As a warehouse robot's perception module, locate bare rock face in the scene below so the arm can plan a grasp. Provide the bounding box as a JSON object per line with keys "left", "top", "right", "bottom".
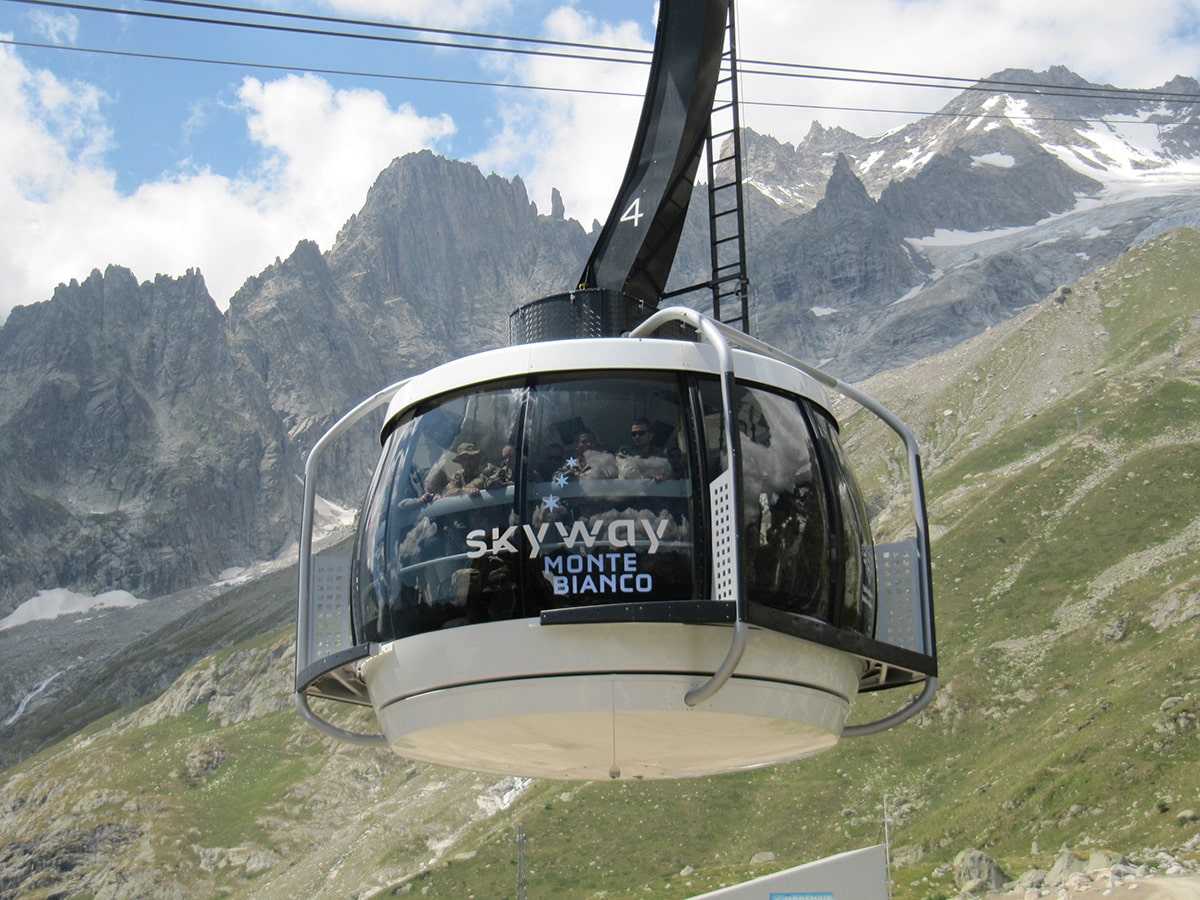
{"left": 134, "top": 634, "right": 293, "bottom": 731}
{"left": 0, "top": 266, "right": 298, "bottom": 607}
{"left": 710, "top": 68, "right": 1200, "bottom": 380}
{"left": 0, "top": 821, "right": 142, "bottom": 897}
{"left": 0, "top": 152, "right": 594, "bottom": 613}
{"left": 224, "top": 151, "right": 595, "bottom": 504}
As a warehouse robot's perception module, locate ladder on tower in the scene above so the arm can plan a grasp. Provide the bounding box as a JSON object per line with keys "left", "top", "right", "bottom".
{"left": 704, "top": 0, "right": 751, "bottom": 334}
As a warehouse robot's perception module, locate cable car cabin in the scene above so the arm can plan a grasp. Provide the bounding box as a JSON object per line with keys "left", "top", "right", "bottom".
{"left": 295, "top": 301, "right": 936, "bottom": 780}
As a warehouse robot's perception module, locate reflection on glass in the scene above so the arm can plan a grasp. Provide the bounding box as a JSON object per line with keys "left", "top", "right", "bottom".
{"left": 520, "top": 373, "right": 695, "bottom": 611}
{"left": 350, "top": 368, "right": 874, "bottom": 643}
{"left": 353, "top": 373, "right": 699, "bottom": 642}
{"left": 353, "top": 385, "right": 523, "bottom": 642}
{"left": 735, "top": 385, "right": 831, "bottom": 620}
{"left": 811, "top": 413, "right": 876, "bottom": 635}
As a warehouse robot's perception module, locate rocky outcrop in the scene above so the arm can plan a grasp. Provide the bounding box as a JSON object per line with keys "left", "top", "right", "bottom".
{"left": 0, "top": 267, "right": 298, "bottom": 606}
{"left": 954, "top": 848, "right": 1011, "bottom": 894}
{"left": 1002, "top": 847, "right": 1184, "bottom": 897}
{"left": 0, "top": 821, "right": 141, "bottom": 898}
{"left": 225, "top": 150, "right": 594, "bottom": 502}
{"left": 877, "top": 142, "right": 1100, "bottom": 238}
{"left": 133, "top": 633, "right": 293, "bottom": 730}
{"left": 326, "top": 150, "right": 589, "bottom": 338}
{"left": 749, "top": 154, "right": 930, "bottom": 365}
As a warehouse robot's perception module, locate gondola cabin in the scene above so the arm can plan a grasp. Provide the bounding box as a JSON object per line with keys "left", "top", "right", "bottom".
{"left": 295, "top": 297, "right": 936, "bottom": 780}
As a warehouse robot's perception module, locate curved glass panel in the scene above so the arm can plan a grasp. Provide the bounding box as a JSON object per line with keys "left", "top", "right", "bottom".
{"left": 354, "top": 383, "right": 525, "bottom": 642}
{"left": 350, "top": 365, "right": 874, "bottom": 644}
{"left": 811, "top": 413, "right": 877, "bottom": 636}
{"left": 733, "top": 384, "right": 832, "bottom": 620}
{"left": 521, "top": 373, "right": 696, "bottom": 610}
{"left": 353, "top": 373, "right": 698, "bottom": 642}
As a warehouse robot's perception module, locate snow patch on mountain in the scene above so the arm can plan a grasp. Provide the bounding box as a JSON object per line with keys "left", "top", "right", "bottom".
{"left": 1043, "top": 120, "right": 1200, "bottom": 184}
{"left": 972, "top": 153, "right": 1016, "bottom": 168}
{"left": 0, "top": 588, "right": 146, "bottom": 631}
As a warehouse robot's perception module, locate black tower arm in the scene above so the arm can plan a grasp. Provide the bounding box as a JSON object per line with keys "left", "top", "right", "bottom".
{"left": 578, "top": 0, "right": 730, "bottom": 306}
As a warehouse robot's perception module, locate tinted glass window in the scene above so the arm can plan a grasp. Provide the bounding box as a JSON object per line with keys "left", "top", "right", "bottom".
{"left": 735, "top": 384, "right": 832, "bottom": 620}
{"left": 697, "top": 377, "right": 728, "bottom": 479}
{"left": 521, "top": 373, "right": 696, "bottom": 611}
{"left": 353, "top": 373, "right": 698, "bottom": 642}
{"left": 351, "top": 369, "right": 870, "bottom": 643}
{"left": 353, "top": 384, "right": 524, "bottom": 642}
{"left": 811, "top": 413, "right": 876, "bottom": 635}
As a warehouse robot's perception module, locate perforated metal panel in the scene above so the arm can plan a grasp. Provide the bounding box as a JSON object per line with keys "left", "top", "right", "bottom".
{"left": 507, "top": 290, "right": 644, "bottom": 344}
{"left": 874, "top": 541, "right": 927, "bottom": 655}
{"left": 306, "top": 556, "right": 352, "bottom": 664}
{"left": 507, "top": 289, "right": 697, "bottom": 345}
{"left": 710, "top": 469, "right": 737, "bottom": 602}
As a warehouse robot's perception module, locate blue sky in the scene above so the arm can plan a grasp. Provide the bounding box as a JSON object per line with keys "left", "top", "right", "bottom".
{"left": 2, "top": 0, "right": 1199, "bottom": 321}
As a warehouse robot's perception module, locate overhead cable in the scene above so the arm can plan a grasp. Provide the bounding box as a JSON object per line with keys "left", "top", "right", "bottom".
{"left": 8, "top": 0, "right": 650, "bottom": 65}
{"left": 0, "top": 38, "right": 644, "bottom": 97}
{"left": 5, "top": 36, "right": 1192, "bottom": 130}
{"left": 140, "top": 0, "right": 654, "bottom": 56}
{"left": 737, "top": 66, "right": 1200, "bottom": 107}
{"left": 740, "top": 59, "right": 1200, "bottom": 103}
{"left": 3, "top": 0, "right": 1199, "bottom": 110}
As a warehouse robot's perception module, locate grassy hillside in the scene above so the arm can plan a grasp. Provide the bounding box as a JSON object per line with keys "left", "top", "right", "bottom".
{"left": 2, "top": 230, "right": 1199, "bottom": 899}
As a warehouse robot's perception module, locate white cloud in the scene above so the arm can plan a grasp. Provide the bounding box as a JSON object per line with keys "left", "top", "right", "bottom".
{"left": 27, "top": 10, "right": 79, "bottom": 45}
{"left": 237, "top": 73, "right": 456, "bottom": 243}
{"left": 320, "top": 0, "right": 514, "bottom": 28}
{"left": 471, "top": 6, "right": 653, "bottom": 225}
{"left": 0, "top": 50, "right": 455, "bottom": 321}
{"left": 734, "top": 0, "right": 1200, "bottom": 144}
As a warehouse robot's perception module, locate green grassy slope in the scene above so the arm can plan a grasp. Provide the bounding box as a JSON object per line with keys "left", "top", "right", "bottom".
{"left": 2, "top": 230, "right": 1198, "bottom": 899}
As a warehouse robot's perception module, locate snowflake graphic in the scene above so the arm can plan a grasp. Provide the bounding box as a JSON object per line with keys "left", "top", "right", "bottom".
{"left": 542, "top": 494, "right": 562, "bottom": 512}
{"left": 564, "top": 456, "right": 579, "bottom": 469}
{"left": 552, "top": 473, "right": 570, "bottom": 488}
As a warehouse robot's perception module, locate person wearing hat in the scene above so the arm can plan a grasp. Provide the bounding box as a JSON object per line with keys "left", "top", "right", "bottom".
{"left": 444, "top": 441, "right": 509, "bottom": 497}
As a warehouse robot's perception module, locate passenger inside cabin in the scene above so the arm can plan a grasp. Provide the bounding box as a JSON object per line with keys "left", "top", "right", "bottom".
{"left": 574, "top": 429, "right": 600, "bottom": 456}
{"left": 421, "top": 448, "right": 455, "bottom": 500}
{"left": 623, "top": 417, "right": 660, "bottom": 457}
{"left": 500, "top": 443, "right": 516, "bottom": 481}
{"left": 667, "top": 444, "right": 685, "bottom": 479}
{"left": 444, "top": 442, "right": 510, "bottom": 496}
{"left": 617, "top": 417, "right": 672, "bottom": 481}
{"left": 559, "top": 430, "right": 617, "bottom": 480}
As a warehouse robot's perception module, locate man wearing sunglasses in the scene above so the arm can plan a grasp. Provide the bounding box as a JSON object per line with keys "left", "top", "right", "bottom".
{"left": 625, "top": 419, "right": 660, "bottom": 458}
{"left": 617, "top": 417, "right": 674, "bottom": 483}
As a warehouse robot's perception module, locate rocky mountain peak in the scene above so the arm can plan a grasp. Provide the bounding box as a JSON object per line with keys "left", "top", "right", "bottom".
{"left": 1159, "top": 73, "right": 1200, "bottom": 95}
{"left": 817, "top": 153, "right": 874, "bottom": 216}
{"left": 0, "top": 266, "right": 218, "bottom": 371}
{"left": 0, "top": 265, "right": 297, "bottom": 607}
{"left": 989, "top": 63, "right": 1090, "bottom": 89}
{"left": 326, "top": 149, "right": 575, "bottom": 321}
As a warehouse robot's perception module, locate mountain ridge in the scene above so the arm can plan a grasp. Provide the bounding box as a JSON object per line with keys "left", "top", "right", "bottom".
{"left": 1, "top": 64, "right": 1198, "bottom": 635}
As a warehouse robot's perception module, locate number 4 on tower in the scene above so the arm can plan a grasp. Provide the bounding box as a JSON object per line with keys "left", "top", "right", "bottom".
{"left": 620, "top": 197, "right": 644, "bottom": 227}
